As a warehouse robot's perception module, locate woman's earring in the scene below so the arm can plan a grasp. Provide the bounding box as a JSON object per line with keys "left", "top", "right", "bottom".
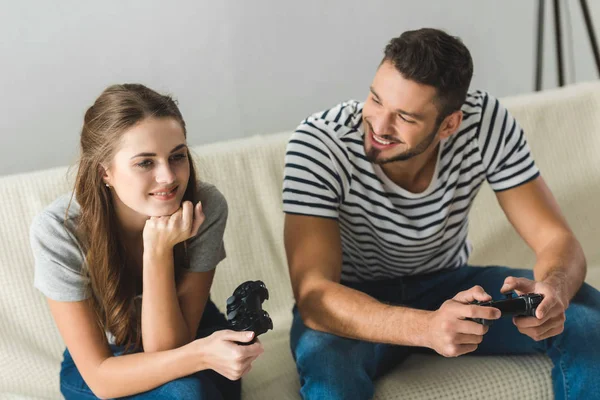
{"left": 105, "top": 183, "right": 110, "bottom": 188}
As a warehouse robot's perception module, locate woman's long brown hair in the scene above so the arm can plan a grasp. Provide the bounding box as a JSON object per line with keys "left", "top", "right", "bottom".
{"left": 71, "top": 84, "right": 199, "bottom": 352}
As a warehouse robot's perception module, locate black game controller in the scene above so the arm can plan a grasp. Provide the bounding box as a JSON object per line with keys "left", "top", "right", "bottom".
{"left": 226, "top": 280, "right": 273, "bottom": 344}
{"left": 467, "top": 292, "right": 544, "bottom": 326}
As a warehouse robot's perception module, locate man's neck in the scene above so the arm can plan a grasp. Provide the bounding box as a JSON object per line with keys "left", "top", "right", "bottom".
{"left": 380, "top": 141, "right": 440, "bottom": 193}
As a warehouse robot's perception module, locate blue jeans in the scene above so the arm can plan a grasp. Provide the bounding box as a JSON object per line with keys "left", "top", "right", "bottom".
{"left": 60, "top": 299, "right": 241, "bottom": 400}
{"left": 290, "top": 265, "right": 600, "bottom": 400}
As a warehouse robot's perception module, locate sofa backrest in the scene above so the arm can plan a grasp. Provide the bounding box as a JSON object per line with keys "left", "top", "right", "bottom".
{"left": 1, "top": 82, "right": 598, "bottom": 397}
{"left": 189, "top": 133, "right": 291, "bottom": 324}
{"left": 468, "top": 82, "right": 600, "bottom": 273}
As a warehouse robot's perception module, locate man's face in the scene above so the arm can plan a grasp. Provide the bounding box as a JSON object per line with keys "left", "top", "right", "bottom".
{"left": 362, "top": 61, "right": 443, "bottom": 164}
{"left": 104, "top": 117, "right": 190, "bottom": 219}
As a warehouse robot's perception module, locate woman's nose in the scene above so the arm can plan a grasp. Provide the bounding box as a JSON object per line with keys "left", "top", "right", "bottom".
{"left": 155, "top": 163, "right": 176, "bottom": 184}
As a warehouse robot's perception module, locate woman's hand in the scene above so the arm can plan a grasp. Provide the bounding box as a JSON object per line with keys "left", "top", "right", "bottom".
{"left": 143, "top": 201, "right": 204, "bottom": 252}
{"left": 193, "top": 330, "right": 264, "bottom": 380}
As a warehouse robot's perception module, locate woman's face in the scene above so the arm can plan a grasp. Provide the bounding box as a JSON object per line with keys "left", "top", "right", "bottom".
{"left": 103, "top": 117, "right": 190, "bottom": 221}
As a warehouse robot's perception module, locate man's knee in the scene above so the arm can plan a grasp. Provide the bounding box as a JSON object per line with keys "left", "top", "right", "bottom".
{"left": 292, "top": 326, "right": 376, "bottom": 400}
{"left": 564, "top": 283, "right": 600, "bottom": 339}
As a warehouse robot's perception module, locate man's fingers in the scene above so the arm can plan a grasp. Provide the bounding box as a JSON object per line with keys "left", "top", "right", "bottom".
{"left": 535, "top": 297, "right": 557, "bottom": 319}
{"left": 514, "top": 315, "right": 544, "bottom": 329}
{"left": 514, "top": 312, "right": 564, "bottom": 329}
{"left": 519, "top": 320, "right": 564, "bottom": 341}
{"left": 454, "top": 285, "right": 491, "bottom": 304}
{"left": 454, "top": 333, "right": 484, "bottom": 345}
{"left": 537, "top": 325, "right": 564, "bottom": 341}
{"left": 513, "top": 315, "right": 543, "bottom": 329}
{"left": 464, "top": 304, "right": 501, "bottom": 321}
{"left": 456, "top": 320, "right": 490, "bottom": 336}
{"left": 447, "top": 344, "right": 478, "bottom": 357}
{"left": 501, "top": 276, "right": 535, "bottom": 295}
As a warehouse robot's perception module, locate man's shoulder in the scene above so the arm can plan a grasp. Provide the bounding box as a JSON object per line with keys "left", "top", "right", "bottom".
{"left": 291, "top": 100, "right": 363, "bottom": 153}
{"left": 306, "top": 100, "right": 363, "bottom": 124}
{"left": 462, "top": 90, "right": 490, "bottom": 114}
{"left": 300, "top": 100, "right": 363, "bottom": 134}
{"left": 455, "top": 90, "right": 508, "bottom": 141}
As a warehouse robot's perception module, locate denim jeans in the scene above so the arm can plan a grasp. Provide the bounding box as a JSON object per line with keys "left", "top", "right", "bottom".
{"left": 60, "top": 299, "right": 241, "bottom": 400}
{"left": 290, "top": 265, "right": 600, "bottom": 400}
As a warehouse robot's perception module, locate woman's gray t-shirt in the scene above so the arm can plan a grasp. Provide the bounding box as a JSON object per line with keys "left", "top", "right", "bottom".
{"left": 30, "top": 181, "right": 228, "bottom": 302}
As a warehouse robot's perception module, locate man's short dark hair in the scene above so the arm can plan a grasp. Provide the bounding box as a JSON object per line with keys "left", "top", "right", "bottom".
{"left": 382, "top": 28, "right": 474, "bottom": 121}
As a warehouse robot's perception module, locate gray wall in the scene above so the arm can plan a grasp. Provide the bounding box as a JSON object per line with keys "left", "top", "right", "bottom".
{"left": 1, "top": 0, "right": 599, "bottom": 175}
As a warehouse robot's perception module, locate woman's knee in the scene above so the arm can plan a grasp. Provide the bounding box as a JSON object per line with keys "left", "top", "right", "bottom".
{"left": 153, "top": 375, "right": 222, "bottom": 400}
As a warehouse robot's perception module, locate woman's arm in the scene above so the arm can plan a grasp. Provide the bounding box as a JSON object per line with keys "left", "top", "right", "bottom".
{"left": 141, "top": 255, "right": 214, "bottom": 352}
{"left": 140, "top": 201, "right": 209, "bottom": 352}
{"left": 48, "top": 297, "right": 260, "bottom": 399}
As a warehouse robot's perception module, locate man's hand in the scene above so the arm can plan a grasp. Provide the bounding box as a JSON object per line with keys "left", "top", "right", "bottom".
{"left": 427, "top": 286, "right": 500, "bottom": 357}
{"left": 501, "top": 276, "right": 567, "bottom": 341}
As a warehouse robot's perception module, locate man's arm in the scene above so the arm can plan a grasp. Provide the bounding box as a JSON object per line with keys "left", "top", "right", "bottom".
{"left": 285, "top": 214, "right": 498, "bottom": 355}
{"left": 496, "top": 175, "right": 586, "bottom": 303}
{"left": 285, "top": 214, "right": 429, "bottom": 346}
{"left": 496, "top": 176, "right": 586, "bottom": 339}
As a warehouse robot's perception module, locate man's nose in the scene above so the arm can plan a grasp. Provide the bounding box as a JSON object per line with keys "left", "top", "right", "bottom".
{"left": 371, "top": 112, "right": 394, "bottom": 136}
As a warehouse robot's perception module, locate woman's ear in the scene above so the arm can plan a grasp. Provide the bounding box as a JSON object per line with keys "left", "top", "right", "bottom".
{"left": 98, "top": 164, "right": 111, "bottom": 186}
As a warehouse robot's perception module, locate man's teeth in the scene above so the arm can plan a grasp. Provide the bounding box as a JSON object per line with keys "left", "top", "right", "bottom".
{"left": 373, "top": 135, "right": 392, "bottom": 145}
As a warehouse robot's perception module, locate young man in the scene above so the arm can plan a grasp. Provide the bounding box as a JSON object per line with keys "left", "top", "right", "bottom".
{"left": 283, "top": 28, "right": 600, "bottom": 400}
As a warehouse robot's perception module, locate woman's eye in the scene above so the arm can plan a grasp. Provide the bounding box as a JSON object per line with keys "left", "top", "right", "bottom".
{"left": 136, "top": 160, "right": 153, "bottom": 168}
{"left": 170, "top": 153, "right": 187, "bottom": 162}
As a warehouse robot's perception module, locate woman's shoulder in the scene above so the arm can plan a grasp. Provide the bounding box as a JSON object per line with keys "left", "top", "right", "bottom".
{"left": 31, "top": 193, "right": 81, "bottom": 239}
{"left": 186, "top": 181, "right": 228, "bottom": 272}
{"left": 30, "top": 194, "right": 89, "bottom": 301}
{"left": 196, "top": 181, "right": 228, "bottom": 221}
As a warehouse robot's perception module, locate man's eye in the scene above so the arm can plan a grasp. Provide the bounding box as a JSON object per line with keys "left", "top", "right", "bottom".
{"left": 372, "top": 97, "right": 381, "bottom": 105}
{"left": 399, "top": 114, "right": 415, "bottom": 124}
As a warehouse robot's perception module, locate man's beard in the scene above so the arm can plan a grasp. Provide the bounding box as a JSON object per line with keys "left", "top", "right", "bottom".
{"left": 365, "top": 124, "right": 440, "bottom": 165}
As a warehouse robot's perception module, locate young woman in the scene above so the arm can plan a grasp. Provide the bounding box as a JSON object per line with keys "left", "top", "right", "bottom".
{"left": 30, "top": 84, "right": 263, "bottom": 399}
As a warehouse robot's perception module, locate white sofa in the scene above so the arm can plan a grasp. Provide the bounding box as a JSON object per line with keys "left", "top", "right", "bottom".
{"left": 1, "top": 82, "right": 599, "bottom": 399}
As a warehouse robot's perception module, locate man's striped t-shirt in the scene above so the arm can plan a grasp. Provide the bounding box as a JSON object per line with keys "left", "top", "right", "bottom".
{"left": 282, "top": 91, "right": 540, "bottom": 283}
